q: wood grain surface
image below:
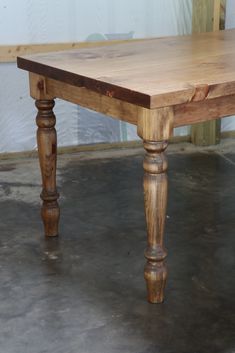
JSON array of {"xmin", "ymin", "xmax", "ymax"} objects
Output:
[{"xmin": 18, "ymin": 29, "xmax": 235, "ymax": 109}]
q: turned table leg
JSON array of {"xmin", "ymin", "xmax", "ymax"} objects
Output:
[
  {"xmin": 137, "ymin": 107, "xmax": 173, "ymax": 303},
  {"xmin": 143, "ymin": 140, "xmax": 168, "ymax": 303},
  {"xmin": 35, "ymin": 99, "xmax": 60, "ymax": 237}
]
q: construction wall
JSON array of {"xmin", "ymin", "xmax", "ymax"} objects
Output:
[{"xmin": 0, "ymin": 0, "xmax": 234, "ymax": 152}]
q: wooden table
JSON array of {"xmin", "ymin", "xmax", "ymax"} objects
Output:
[{"xmin": 17, "ymin": 29, "xmax": 235, "ymax": 303}]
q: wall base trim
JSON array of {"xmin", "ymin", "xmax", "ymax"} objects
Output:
[{"xmin": 0, "ymin": 135, "xmax": 190, "ymax": 160}]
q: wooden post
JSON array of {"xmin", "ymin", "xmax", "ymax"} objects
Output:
[{"xmin": 191, "ymin": 0, "xmax": 226, "ymax": 146}]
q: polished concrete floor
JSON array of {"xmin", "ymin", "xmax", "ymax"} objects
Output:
[{"xmin": 0, "ymin": 141, "xmax": 234, "ymax": 353}]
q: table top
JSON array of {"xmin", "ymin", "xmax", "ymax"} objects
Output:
[{"xmin": 17, "ymin": 29, "xmax": 235, "ymax": 109}]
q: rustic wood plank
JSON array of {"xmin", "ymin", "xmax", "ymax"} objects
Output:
[
  {"xmin": 18, "ymin": 29, "xmax": 235, "ymax": 109},
  {"xmin": 213, "ymin": 0, "xmax": 222, "ymax": 31},
  {"xmin": 192, "ymin": 0, "xmax": 214, "ymax": 32}
]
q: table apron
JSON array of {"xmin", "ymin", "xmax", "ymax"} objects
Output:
[{"xmin": 29, "ymin": 73, "xmax": 235, "ymax": 131}]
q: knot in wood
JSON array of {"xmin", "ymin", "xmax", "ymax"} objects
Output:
[
  {"xmin": 37, "ymin": 80, "xmax": 44, "ymax": 91},
  {"xmin": 191, "ymin": 84, "xmax": 209, "ymax": 102}
]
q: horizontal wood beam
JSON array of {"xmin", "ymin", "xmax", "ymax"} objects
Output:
[
  {"xmin": 0, "ymin": 39, "xmax": 143, "ymax": 63},
  {"xmin": 29, "ymin": 73, "xmax": 235, "ymax": 129},
  {"xmin": 174, "ymin": 94, "xmax": 235, "ymax": 126},
  {"xmin": 29, "ymin": 73, "xmax": 139, "ymax": 125}
]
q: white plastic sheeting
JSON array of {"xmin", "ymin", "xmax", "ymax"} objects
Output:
[{"xmin": 0, "ymin": 0, "xmax": 233, "ymax": 153}]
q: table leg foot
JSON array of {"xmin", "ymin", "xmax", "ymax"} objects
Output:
[
  {"xmin": 36, "ymin": 99, "xmax": 60, "ymax": 237},
  {"xmin": 143, "ymin": 140, "xmax": 168, "ymax": 303}
]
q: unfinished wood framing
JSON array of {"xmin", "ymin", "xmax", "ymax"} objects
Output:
[
  {"xmin": 0, "ymin": 39, "xmax": 143, "ymax": 63},
  {"xmin": 191, "ymin": 0, "xmax": 226, "ymax": 146}
]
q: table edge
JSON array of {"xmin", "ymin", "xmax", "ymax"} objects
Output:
[{"xmin": 17, "ymin": 56, "xmax": 152, "ymax": 109}]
